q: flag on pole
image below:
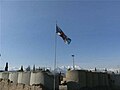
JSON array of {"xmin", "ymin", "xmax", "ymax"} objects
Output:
[{"xmin": 56, "ymin": 25, "xmax": 71, "ymax": 44}]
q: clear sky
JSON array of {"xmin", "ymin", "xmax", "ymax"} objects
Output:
[{"xmin": 0, "ymin": 0, "xmax": 120, "ymax": 70}]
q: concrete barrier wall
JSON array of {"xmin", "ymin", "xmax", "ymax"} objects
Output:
[
  {"xmin": 86, "ymin": 71, "xmax": 92, "ymax": 87},
  {"xmin": 91, "ymin": 72, "xmax": 109, "ymax": 87},
  {"xmin": 79, "ymin": 70, "xmax": 86, "ymax": 87},
  {"xmin": 30, "ymin": 71, "xmax": 59, "ymax": 90},
  {"xmin": 98, "ymin": 72, "xmax": 104, "ymax": 86},
  {"xmin": 66, "ymin": 70, "xmax": 80, "ymax": 90},
  {"xmin": 0, "ymin": 72, "xmax": 9, "ymax": 79},
  {"xmin": 105, "ymin": 73, "xmax": 109, "ymax": 86},
  {"xmin": 110, "ymin": 74, "xmax": 120, "ymax": 87},
  {"xmin": 30, "ymin": 71, "xmax": 44, "ymax": 85},
  {"xmin": 102, "ymin": 73, "xmax": 107, "ymax": 86},
  {"xmin": 0, "ymin": 70, "xmax": 120, "ymax": 90},
  {"xmin": 66, "ymin": 70, "xmax": 79, "ymax": 82},
  {"xmin": 67, "ymin": 70, "xmax": 110, "ymax": 89},
  {"xmin": 66, "ymin": 70, "xmax": 87, "ymax": 90},
  {"xmin": 67, "ymin": 70, "xmax": 111, "ymax": 88},
  {"xmin": 0, "ymin": 72, "xmax": 2, "ymax": 78},
  {"xmin": 44, "ymin": 72, "xmax": 59, "ymax": 90},
  {"xmin": 0, "ymin": 71, "xmax": 59, "ymax": 90},
  {"xmin": 92, "ymin": 72, "xmax": 99, "ymax": 87},
  {"xmin": 0, "ymin": 79, "xmax": 43, "ymax": 90},
  {"xmin": 18, "ymin": 72, "xmax": 31, "ymax": 85},
  {"xmin": 9, "ymin": 72, "xmax": 18, "ymax": 84}
]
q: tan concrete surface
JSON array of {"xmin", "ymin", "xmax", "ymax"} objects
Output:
[{"xmin": 0, "ymin": 79, "xmax": 43, "ymax": 90}]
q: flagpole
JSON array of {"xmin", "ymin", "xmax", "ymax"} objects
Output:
[{"xmin": 54, "ymin": 22, "xmax": 57, "ymax": 90}]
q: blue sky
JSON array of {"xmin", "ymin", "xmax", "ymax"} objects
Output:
[{"xmin": 0, "ymin": 0, "xmax": 120, "ymax": 69}]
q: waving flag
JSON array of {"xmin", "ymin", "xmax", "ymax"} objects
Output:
[{"xmin": 56, "ymin": 25, "xmax": 71, "ymax": 44}]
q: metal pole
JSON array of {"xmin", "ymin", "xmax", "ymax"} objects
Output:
[
  {"xmin": 54, "ymin": 23, "xmax": 57, "ymax": 90},
  {"xmin": 72, "ymin": 55, "xmax": 75, "ymax": 70}
]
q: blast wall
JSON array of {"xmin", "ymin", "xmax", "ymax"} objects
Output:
[
  {"xmin": 9, "ymin": 72, "xmax": 18, "ymax": 84},
  {"xmin": 66, "ymin": 70, "xmax": 86, "ymax": 90},
  {"xmin": 0, "ymin": 71, "xmax": 59, "ymax": 90},
  {"xmin": 92, "ymin": 72, "xmax": 99, "ymax": 87},
  {"xmin": 66, "ymin": 70, "xmax": 111, "ymax": 90},
  {"xmin": 30, "ymin": 71, "xmax": 59, "ymax": 90},
  {"xmin": 110, "ymin": 74, "xmax": 120, "ymax": 89},
  {"xmin": 30, "ymin": 71, "xmax": 44, "ymax": 85},
  {"xmin": 86, "ymin": 71, "xmax": 92, "ymax": 87},
  {"xmin": 98, "ymin": 72, "xmax": 104, "ymax": 86},
  {"xmin": 0, "ymin": 79, "xmax": 43, "ymax": 90},
  {"xmin": 18, "ymin": 72, "xmax": 31, "ymax": 85},
  {"xmin": 0, "ymin": 72, "xmax": 9, "ymax": 79}
]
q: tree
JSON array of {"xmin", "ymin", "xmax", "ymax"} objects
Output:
[
  {"xmin": 20, "ymin": 65, "xmax": 24, "ymax": 71},
  {"xmin": 5, "ymin": 62, "xmax": 8, "ymax": 71},
  {"xmin": 33, "ymin": 65, "xmax": 36, "ymax": 72},
  {"xmin": 26, "ymin": 65, "xmax": 31, "ymax": 71},
  {"xmin": 105, "ymin": 68, "xmax": 107, "ymax": 72},
  {"xmin": 95, "ymin": 67, "xmax": 97, "ymax": 71}
]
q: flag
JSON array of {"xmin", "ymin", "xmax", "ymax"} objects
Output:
[{"xmin": 56, "ymin": 25, "xmax": 71, "ymax": 44}]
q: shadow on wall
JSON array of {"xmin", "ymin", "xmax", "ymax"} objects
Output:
[
  {"xmin": 67, "ymin": 81, "xmax": 80, "ymax": 90},
  {"xmin": 67, "ymin": 81, "xmax": 116, "ymax": 90}
]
